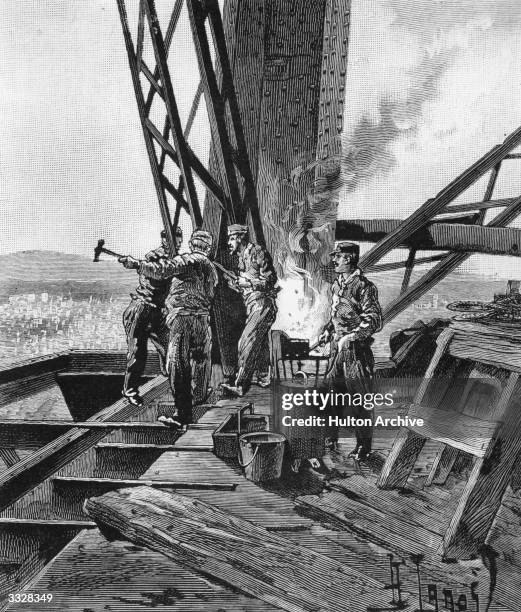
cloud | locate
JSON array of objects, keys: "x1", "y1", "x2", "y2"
[
  {"x1": 343, "y1": 48, "x2": 455, "y2": 193},
  {"x1": 339, "y1": 0, "x2": 521, "y2": 277}
]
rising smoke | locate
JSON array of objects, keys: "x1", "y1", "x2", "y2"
[{"x1": 340, "y1": 0, "x2": 521, "y2": 229}]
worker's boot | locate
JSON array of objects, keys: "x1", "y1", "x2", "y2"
[
  {"x1": 157, "y1": 415, "x2": 184, "y2": 429},
  {"x1": 219, "y1": 383, "x2": 244, "y2": 397},
  {"x1": 252, "y1": 372, "x2": 271, "y2": 388},
  {"x1": 122, "y1": 390, "x2": 143, "y2": 406},
  {"x1": 348, "y1": 443, "x2": 372, "y2": 462}
]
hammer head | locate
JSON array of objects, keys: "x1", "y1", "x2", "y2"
[{"x1": 93, "y1": 239, "x2": 105, "y2": 262}]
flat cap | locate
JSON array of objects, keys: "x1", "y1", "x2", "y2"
[
  {"x1": 190, "y1": 229, "x2": 213, "y2": 247},
  {"x1": 227, "y1": 223, "x2": 248, "y2": 236},
  {"x1": 330, "y1": 241, "x2": 359, "y2": 256}
]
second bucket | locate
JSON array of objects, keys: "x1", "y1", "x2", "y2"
[{"x1": 238, "y1": 431, "x2": 286, "y2": 482}]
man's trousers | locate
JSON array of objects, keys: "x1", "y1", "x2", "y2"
[
  {"x1": 325, "y1": 338, "x2": 375, "y2": 454},
  {"x1": 235, "y1": 295, "x2": 277, "y2": 392},
  {"x1": 123, "y1": 300, "x2": 168, "y2": 396},
  {"x1": 167, "y1": 314, "x2": 212, "y2": 424}
]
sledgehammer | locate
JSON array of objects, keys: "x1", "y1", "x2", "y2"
[{"x1": 93, "y1": 239, "x2": 124, "y2": 262}]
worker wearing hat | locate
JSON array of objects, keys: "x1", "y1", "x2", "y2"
[
  {"x1": 118, "y1": 226, "x2": 183, "y2": 406},
  {"x1": 319, "y1": 240, "x2": 382, "y2": 460},
  {"x1": 120, "y1": 229, "x2": 217, "y2": 424},
  {"x1": 220, "y1": 223, "x2": 278, "y2": 397}
]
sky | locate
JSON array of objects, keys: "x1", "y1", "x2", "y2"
[
  {"x1": 340, "y1": 0, "x2": 521, "y2": 277},
  {"x1": 2, "y1": 0, "x2": 521, "y2": 277}
]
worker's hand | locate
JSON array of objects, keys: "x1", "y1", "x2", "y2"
[
  {"x1": 238, "y1": 276, "x2": 253, "y2": 289},
  {"x1": 318, "y1": 330, "x2": 331, "y2": 345},
  {"x1": 118, "y1": 256, "x2": 140, "y2": 270},
  {"x1": 337, "y1": 333, "x2": 357, "y2": 352},
  {"x1": 226, "y1": 278, "x2": 241, "y2": 293}
]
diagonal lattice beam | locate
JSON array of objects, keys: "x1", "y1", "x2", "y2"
[
  {"x1": 383, "y1": 194, "x2": 521, "y2": 322},
  {"x1": 186, "y1": 0, "x2": 265, "y2": 246},
  {"x1": 360, "y1": 125, "x2": 521, "y2": 271},
  {"x1": 118, "y1": 0, "x2": 259, "y2": 253}
]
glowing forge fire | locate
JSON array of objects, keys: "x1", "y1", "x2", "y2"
[
  {"x1": 264, "y1": 154, "x2": 341, "y2": 341},
  {"x1": 274, "y1": 276, "x2": 331, "y2": 342}
]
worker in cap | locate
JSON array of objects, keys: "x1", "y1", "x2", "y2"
[
  {"x1": 318, "y1": 239, "x2": 382, "y2": 461},
  {"x1": 227, "y1": 223, "x2": 249, "y2": 236},
  {"x1": 118, "y1": 226, "x2": 183, "y2": 406},
  {"x1": 121, "y1": 229, "x2": 218, "y2": 424},
  {"x1": 220, "y1": 223, "x2": 279, "y2": 397},
  {"x1": 329, "y1": 241, "x2": 360, "y2": 259}
]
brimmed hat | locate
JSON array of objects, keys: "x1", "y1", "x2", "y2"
[
  {"x1": 227, "y1": 223, "x2": 248, "y2": 236},
  {"x1": 330, "y1": 241, "x2": 359, "y2": 257}
]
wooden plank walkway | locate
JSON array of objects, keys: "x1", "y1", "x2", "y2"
[{"x1": 3, "y1": 386, "x2": 519, "y2": 611}]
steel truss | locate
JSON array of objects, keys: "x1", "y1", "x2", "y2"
[
  {"x1": 116, "y1": 0, "x2": 264, "y2": 255},
  {"x1": 339, "y1": 126, "x2": 521, "y2": 323}
]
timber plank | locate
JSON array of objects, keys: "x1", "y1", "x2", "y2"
[
  {"x1": 404, "y1": 403, "x2": 495, "y2": 457},
  {"x1": 197, "y1": 405, "x2": 240, "y2": 423},
  {"x1": 296, "y1": 490, "x2": 442, "y2": 555},
  {"x1": 328, "y1": 475, "x2": 457, "y2": 536},
  {"x1": 53, "y1": 476, "x2": 236, "y2": 492},
  {"x1": 0, "y1": 518, "x2": 95, "y2": 529},
  {"x1": 0, "y1": 377, "x2": 170, "y2": 512},
  {"x1": 180, "y1": 485, "x2": 313, "y2": 531},
  {"x1": 141, "y1": 450, "x2": 241, "y2": 485},
  {"x1": 175, "y1": 427, "x2": 215, "y2": 447},
  {"x1": 293, "y1": 494, "x2": 497, "y2": 606},
  {"x1": 0, "y1": 420, "x2": 177, "y2": 450},
  {"x1": 96, "y1": 442, "x2": 213, "y2": 451},
  {"x1": 282, "y1": 528, "x2": 492, "y2": 610},
  {"x1": 4, "y1": 529, "x2": 277, "y2": 611},
  {"x1": 85, "y1": 486, "x2": 393, "y2": 612}
]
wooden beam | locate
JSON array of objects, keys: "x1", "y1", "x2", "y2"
[
  {"x1": 403, "y1": 403, "x2": 495, "y2": 457},
  {"x1": 53, "y1": 476, "x2": 237, "y2": 492},
  {"x1": 425, "y1": 446, "x2": 459, "y2": 486},
  {"x1": 383, "y1": 194, "x2": 521, "y2": 323},
  {"x1": 0, "y1": 420, "x2": 175, "y2": 451},
  {"x1": 443, "y1": 372, "x2": 521, "y2": 558},
  {"x1": 377, "y1": 329, "x2": 454, "y2": 489},
  {"x1": 0, "y1": 448, "x2": 21, "y2": 467},
  {"x1": 96, "y1": 443, "x2": 213, "y2": 451},
  {"x1": 337, "y1": 218, "x2": 521, "y2": 255},
  {"x1": 367, "y1": 254, "x2": 445, "y2": 273},
  {"x1": 85, "y1": 486, "x2": 392, "y2": 612},
  {"x1": 445, "y1": 197, "x2": 517, "y2": 214},
  {"x1": 400, "y1": 248, "x2": 416, "y2": 293},
  {"x1": 0, "y1": 518, "x2": 96, "y2": 529},
  {"x1": 0, "y1": 352, "x2": 69, "y2": 385},
  {"x1": 359, "y1": 125, "x2": 521, "y2": 269},
  {"x1": 0, "y1": 377, "x2": 169, "y2": 513}
]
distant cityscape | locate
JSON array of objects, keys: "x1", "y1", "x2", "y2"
[
  {"x1": 0, "y1": 292, "x2": 129, "y2": 367},
  {"x1": 0, "y1": 268, "x2": 510, "y2": 369}
]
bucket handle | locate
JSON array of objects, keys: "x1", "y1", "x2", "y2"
[
  {"x1": 237, "y1": 402, "x2": 254, "y2": 435},
  {"x1": 238, "y1": 444, "x2": 259, "y2": 468}
]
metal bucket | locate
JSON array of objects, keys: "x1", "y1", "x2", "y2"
[
  {"x1": 238, "y1": 432, "x2": 286, "y2": 482},
  {"x1": 271, "y1": 378, "x2": 334, "y2": 460}
]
